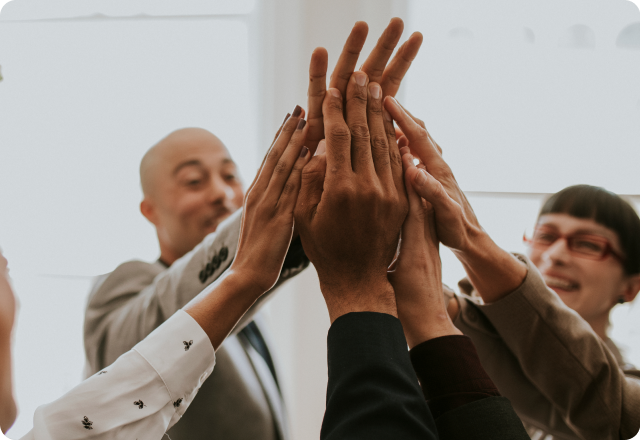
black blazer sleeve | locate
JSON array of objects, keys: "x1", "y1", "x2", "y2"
[
  {"x1": 410, "y1": 335, "x2": 530, "y2": 440},
  {"x1": 321, "y1": 312, "x2": 439, "y2": 440}
]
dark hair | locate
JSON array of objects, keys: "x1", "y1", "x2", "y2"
[{"x1": 539, "y1": 185, "x2": 640, "y2": 275}]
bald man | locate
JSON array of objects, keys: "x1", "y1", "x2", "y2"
[{"x1": 83, "y1": 127, "x2": 309, "y2": 440}]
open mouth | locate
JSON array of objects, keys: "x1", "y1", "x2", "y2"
[{"x1": 543, "y1": 275, "x2": 580, "y2": 292}]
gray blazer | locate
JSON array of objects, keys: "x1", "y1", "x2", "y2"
[
  {"x1": 83, "y1": 209, "x2": 308, "y2": 440},
  {"x1": 454, "y1": 254, "x2": 640, "y2": 440}
]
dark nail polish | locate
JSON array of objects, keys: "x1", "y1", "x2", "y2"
[
  {"x1": 297, "y1": 119, "x2": 306, "y2": 130},
  {"x1": 282, "y1": 113, "x2": 291, "y2": 124},
  {"x1": 299, "y1": 146, "x2": 309, "y2": 158},
  {"x1": 292, "y1": 105, "x2": 302, "y2": 117}
]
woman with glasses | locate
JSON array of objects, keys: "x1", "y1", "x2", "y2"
[{"x1": 523, "y1": 185, "x2": 640, "y2": 346}]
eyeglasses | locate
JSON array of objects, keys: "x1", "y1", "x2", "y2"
[{"x1": 523, "y1": 227, "x2": 625, "y2": 262}]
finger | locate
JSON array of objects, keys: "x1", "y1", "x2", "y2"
[
  {"x1": 323, "y1": 88, "x2": 352, "y2": 180},
  {"x1": 294, "y1": 154, "x2": 327, "y2": 226},
  {"x1": 277, "y1": 138, "x2": 312, "y2": 212},
  {"x1": 329, "y1": 21, "x2": 369, "y2": 95},
  {"x1": 267, "y1": 118, "x2": 309, "y2": 196},
  {"x1": 400, "y1": 152, "x2": 426, "y2": 249},
  {"x1": 367, "y1": 82, "x2": 392, "y2": 181},
  {"x1": 398, "y1": 135, "x2": 409, "y2": 149},
  {"x1": 384, "y1": 96, "x2": 440, "y2": 166},
  {"x1": 382, "y1": 102, "x2": 406, "y2": 205},
  {"x1": 360, "y1": 17, "x2": 404, "y2": 85},
  {"x1": 346, "y1": 71, "x2": 373, "y2": 174},
  {"x1": 246, "y1": 112, "x2": 292, "y2": 196},
  {"x1": 407, "y1": 166, "x2": 458, "y2": 223},
  {"x1": 253, "y1": 105, "x2": 303, "y2": 195},
  {"x1": 380, "y1": 32, "x2": 423, "y2": 98},
  {"x1": 397, "y1": 99, "x2": 426, "y2": 129},
  {"x1": 395, "y1": 126, "x2": 404, "y2": 139},
  {"x1": 306, "y1": 47, "x2": 328, "y2": 154}
]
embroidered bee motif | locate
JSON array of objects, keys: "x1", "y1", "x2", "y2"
[
  {"x1": 134, "y1": 400, "x2": 146, "y2": 409},
  {"x1": 173, "y1": 398, "x2": 183, "y2": 408},
  {"x1": 183, "y1": 340, "x2": 193, "y2": 351},
  {"x1": 82, "y1": 416, "x2": 93, "y2": 430},
  {"x1": 98, "y1": 370, "x2": 108, "y2": 375}
]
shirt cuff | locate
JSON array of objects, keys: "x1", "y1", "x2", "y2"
[
  {"x1": 410, "y1": 335, "x2": 501, "y2": 419},
  {"x1": 133, "y1": 309, "x2": 216, "y2": 421}
]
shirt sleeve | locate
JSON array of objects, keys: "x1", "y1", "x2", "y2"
[
  {"x1": 409, "y1": 335, "x2": 501, "y2": 418},
  {"x1": 84, "y1": 209, "x2": 309, "y2": 374},
  {"x1": 455, "y1": 254, "x2": 640, "y2": 440},
  {"x1": 20, "y1": 310, "x2": 215, "y2": 440}
]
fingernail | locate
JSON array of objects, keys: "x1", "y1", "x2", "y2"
[
  {"x1": 370, "y1": 83, "x2": 381, "y2": 100},
  {"x1": 297, "y1": 119, "x2": 306, "y2": 130},
  {"x1": 415, "y1": 169, "x2": 428, "y2": 186},
  {"x1": 329, "y1": 88, "x2": 341, "y2": 99},
  {"x1": 299, "y1": 146, "x2": 309, "y2": 158},
  {"x1": 316, "y1": 139, "x2": 326, "y2": 156},
  {"x1": 292, "y1": 105, "x2": 302, "y2": 117},
  {"x1": 282, "y1": 113, "x2": 291, "y2": 124},
  {"x1": 383, "y1": 107, "x2": 392, "y2": 121},
  {"x1": 354, "y1": 71, "x2": 367, "y2": 87}
]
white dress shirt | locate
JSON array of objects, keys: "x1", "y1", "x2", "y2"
[{"x1": 14, "y1": 310, "x2": 215, "y2": 440}]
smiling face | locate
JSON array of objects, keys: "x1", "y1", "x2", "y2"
[
  {"x1": 140, "y1": 128, "x2": 244, "y2": 264},
  {"x1": 527, "y1": 213, "x2": 637, "y2": 324}
]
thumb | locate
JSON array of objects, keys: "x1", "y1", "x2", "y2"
[
  {"x1": 408, "y1": 167, "x2": 457, "y2": 218},
  {"x1": 294, "y1": 147, "x2": 327, "y2": 225}
]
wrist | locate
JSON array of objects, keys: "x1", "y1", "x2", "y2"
[
  {"x1": 452, "y1": 231, "x2": 527, "y2": 303},
  {"x1": 223, "y1": 268, "x2": 268, "y2": 300},
  {"x1": 319, "y1": 276, "x2": 398, "y2": 323}
]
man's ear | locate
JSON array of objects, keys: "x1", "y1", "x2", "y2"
[
  {"x1": 622, "y1": 274, "x2": 640, "y2": 303},
  {"x1": 140, "y1": 198, "x2": 158, "y2": 225}
]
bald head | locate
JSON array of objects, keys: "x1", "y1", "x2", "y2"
[
  {"x1": 139, "y1": 127, "x2": 244, "y2": 265},
  {"x1": 140, "y1": 128, "x2": 228, "y2": 199}
]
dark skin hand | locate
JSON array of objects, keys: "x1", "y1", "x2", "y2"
[
  {"x1": 304, "y1": 18, "x2": 423, "y2": 231},
  {"x1": 295, "y1": 73, "x2": 408, "y2": 323}
]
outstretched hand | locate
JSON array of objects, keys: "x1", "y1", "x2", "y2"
[
  {"x1": 231, "y1": 106, "x2": 311, "y2": 293},
  {"x1": 388, "y1": 148, "x2": 460, "y2": 348},
  {"x1": 295, "y1": 73, "x2": 407, "y2": 323},
  {"x1": 384, "y1": 97, "x2": 528, "y2": 303}
]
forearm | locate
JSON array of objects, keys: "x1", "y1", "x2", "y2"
[
  {"x1": 454, "y1": 230, "x2": 527, "y2": 303},
  {"x1": 184, "y1": 270, "x2": 263, "y2": 351},
  {"x1": 0, "y1": 333, "x2": 16, "y2": 433}
]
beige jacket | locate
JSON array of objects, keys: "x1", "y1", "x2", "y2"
[{"x1": 454, "y1": 254, "x2": 640, "y2": 440}]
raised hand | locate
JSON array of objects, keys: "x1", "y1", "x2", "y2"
[
  {"x1": 388, "y1": 148, "x2": 461, "y2": 348},
  {"x1": 295, "y1": 73, "x2": 407, "y2": 323},
  {"x1": 231, "y1": 106, "x2": 310, "y2": 293},
  {"x1": 384, "y1": 96, "x2": 482, "y2": 253},
  {"x1": 186, "y1": 106, "x2": 311, "y2": 348},
  {"x1": 384, "y1": 97, "x2": 527, "y2": 303},
  {"x1": 306, "y1": 18, "x2": 423, "y2": 154}
]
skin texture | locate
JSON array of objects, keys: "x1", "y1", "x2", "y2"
[
  {"x1": 295, "y1": 75, "x2": 407, "y2": 323},
  {"x1": 388, "y1": 148, "x2": 462, "y2": 349},
  {"x1": 383, "y1": 96, "x2": 528, "y2": 305},
  {"x1": 140, "y1": 128, "x2": 245, "y2": 265},
  {"x1": 305, "y1": 18, "x2": 423, "y2": 155},
  {"x1": 186, "y1": 110, "x2": 310, "y2": 349},
  {"x1": 527, "y1": 213, "x2": 640, "y2": 339},
  {"x1": 0, "y1": 253, "x2": 18, "y2": 433}
]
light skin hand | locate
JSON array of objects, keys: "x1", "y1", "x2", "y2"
[
  {"x1": 185, "y1": 107, "x2": 310, "y2": 349},
  {"x1": 295, "y1": 74, "x2": 407, "y2": 323},
  {"x1": 388, "y1": 149, "x2": 461, "y2": 348},
  {"x1": 384, "y1": 96, "x2": 527, "y2": 304},
  {"x1": 0, "y1": 253, "x2": 18, "y2": 433}
]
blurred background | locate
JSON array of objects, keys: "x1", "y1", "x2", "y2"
[{"x1": 0, "y1": 0, "x2": 639, "y2": 438}]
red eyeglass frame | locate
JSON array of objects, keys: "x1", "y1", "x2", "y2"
[{"x1": 522, "y1": 228, "x2": 625, "y2": 263}]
